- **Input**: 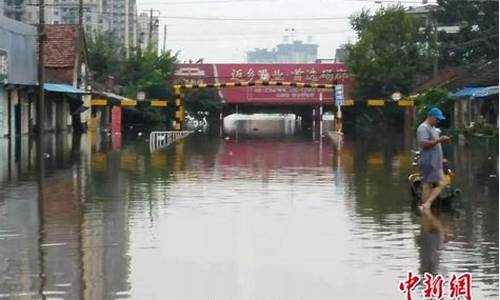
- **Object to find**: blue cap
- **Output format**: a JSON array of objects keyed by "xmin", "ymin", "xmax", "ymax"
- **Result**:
[{"xmin": 427, "ymin": 107, "xmax": 446, "ymax": 121}]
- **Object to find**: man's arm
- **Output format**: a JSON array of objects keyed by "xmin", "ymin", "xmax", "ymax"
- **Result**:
[
  {"xmin": 420, "ymin": 139, "xmax": 439, "ymax": 149},
  {"xmin": 420, "ymin": 136, "xmax": 449, "ymax": 149},
  {"xmin": 417, "ymin": 126, "xmax": 449, "ymax": 149}
]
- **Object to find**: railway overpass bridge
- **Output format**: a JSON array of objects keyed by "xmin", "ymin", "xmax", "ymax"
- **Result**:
[{"xmin": 172, "ymin": 63, "xmax": 352, "ymax": 129}]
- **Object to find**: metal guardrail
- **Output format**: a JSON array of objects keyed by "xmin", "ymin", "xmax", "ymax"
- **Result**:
[{"xmin": 149, "ymin": 131, "xmax": 193, "ymax": 152}]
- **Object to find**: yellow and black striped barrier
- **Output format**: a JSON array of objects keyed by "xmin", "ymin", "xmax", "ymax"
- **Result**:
[
  {"xmin": 342, "ymin": 99, "xmax": 355, "ymax": 106},
  {"xmin": 151, "ymin": 100, "xmax": 168, "ymax": 107},
  {"xmin": 172, "ymin": 80, "xmax": 416, "ymax": 130},
  {"xmin": 121, "ymin": 99, "xmax": 137, "ymax": 106},
  {"xmin": 90, "ymin": 99, "xmax": 169, "ymax": 107},
  {"xmin": 368, "ymin": 99, "xmax": 385, "ymax": 106},
  {"xmin": 173, "ymin": 81, "xmax": 336, "ymax": 90},
  {"xmin": 174, "ymin": 87, "xmax": 184, "ymax": 131},
  {"xmin": 91, "ymin": 99, "xmax": 108, "ymax": 106},
  {"xmin": 172, "ymin": 81, "xmax": 337, "ymax": 130},
  {"xmin": 398, "ymin": 99, "xmax": 414, "ymax": 106}
]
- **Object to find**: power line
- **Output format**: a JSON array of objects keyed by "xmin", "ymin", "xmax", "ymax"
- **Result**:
[
  {"xmin": 167, "ymin": 32, "xmax": 352, "ymax": 42},
  {"xmin": 159, "ymin": 15, "xmax": 350, "ymax": 21},
  {"xmin": 139, "ymin": 0, "xmax": 276, "ymax": 5},
  {"xmin": 138, "ymin": 0, "xmax": 430, "ymax": 4},
  {"xmin": 23, "ymin": 4, "xmax": 350, "ymax": 21}
]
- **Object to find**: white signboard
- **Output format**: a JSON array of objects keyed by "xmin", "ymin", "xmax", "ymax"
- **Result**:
[{"xmin": 335, "ymin": 84, "xmax": 344, "ymax": 106}]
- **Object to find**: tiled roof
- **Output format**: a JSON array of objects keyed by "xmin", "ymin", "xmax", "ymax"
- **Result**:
[
  {"xmin": 451, "ymin": 60, "xmax": 498, "ymax": 90},
  {"xmin": 43, "ymin": 25, "xmax": 79, "ymax": 67},
  {"xmin": 414, "ymin": 65, "xmax": 469, "ymax": 93},
  {"xmin": 414, "ymin": 60, "xmax": 499, "ymax": 93}
]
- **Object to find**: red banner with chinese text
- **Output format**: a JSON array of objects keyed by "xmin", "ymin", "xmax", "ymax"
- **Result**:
[{"xmin": 173, "ymin": 63, "xmax": 352, "ymax": 105}]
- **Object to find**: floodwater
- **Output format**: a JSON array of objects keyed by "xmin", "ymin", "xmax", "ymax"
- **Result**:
[{"xmin": 0, "ymin": 116, "xmax": 498, "ymax": 300}]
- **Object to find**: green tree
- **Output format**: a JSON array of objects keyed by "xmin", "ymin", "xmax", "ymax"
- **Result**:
[
  {"xmin": 414, "ymin": 88, "xmax": 451, "ymax": 127},
  {"xmin": 346, "ymin": 6, "xmax": 431, "ymax": 99},
  {"xmin": 184, "ymin": 88, "xmax": 224, "ymax": 116},
  {"xmin": 120, "ymin": 46, "xmax": 177, "ymax": 99},
  {"xmin": 87, "ymin": 33, "xmax": 178, "ymax": 128},
  {"xmin": 87, "ymin": 31, "xmax": 125, "ymax": 82},
  {"xmin": 437, "ymin": 0, "xmax": 498, "ymax": 66},
  {"xmin": 118, "ymin": 46, "xmax": 178, "ymax": 128}
]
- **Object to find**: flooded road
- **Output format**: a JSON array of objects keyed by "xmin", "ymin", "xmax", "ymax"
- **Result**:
[{"xmin": 0, "ymin": 117, "xmax": 498, "ymax": 299}]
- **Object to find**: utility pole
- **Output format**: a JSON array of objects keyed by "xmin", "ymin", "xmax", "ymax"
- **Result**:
[
  {"xmin": 429, "ymin": 6, "xmax": 440, "ymax": 79},
  {"xmin": 37, "ymin": 0, "xmax": 46, "ymax": 174},
  {"xmin": 163, "ymin": 24, "xmax": 167, "ymax": 53},
  {"xmin": 149, "ymin": 8, "xmax": 153, "ymax": 45},
  {"xmin": 79, "ymin": 0, "xmax": 83, "ymax": 28},
  {"xmin": 432, "ymin": 14, "xmax": 439, "ymax": 79}
]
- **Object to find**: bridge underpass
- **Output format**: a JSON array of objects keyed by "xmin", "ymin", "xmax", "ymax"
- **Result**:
[
  {"xmin": 172, "ymin": 63, "xmax": 415, "ymax": 135},
  {"xmin": 220, "ymin": 103, "xmax": 339, "ymax": 127},
  {"xmin": 173, "ymin": 63, "xmax": 351, "ymax": 130}
]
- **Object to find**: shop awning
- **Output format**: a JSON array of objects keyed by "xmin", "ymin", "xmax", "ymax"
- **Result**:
[
  {"xmin": 97, "ymin": 90, "xmax": 126, "ymax": 100},
  {"xmin": 473, "ymin": 85, "xmax": 499, "ymax": 98},
  {"xmin": 451, "ymin": 87, "xmax": 483, "ymax": 98},
  {"xmin": 44, "ymin": 83, "xmax": 89, "ymax": 94},
  {"xmin": 451, "ymin": 86, "xmax": 499, "ymax": 98}
]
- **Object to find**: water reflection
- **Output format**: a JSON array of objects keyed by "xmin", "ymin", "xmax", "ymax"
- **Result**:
[
  {"xmin": 417, "ymin": 210, "xmax": 452, "ymax": 275},
  {"xmin": 0, "ymin": 120, "xmax": 497, "ymax": 299}
]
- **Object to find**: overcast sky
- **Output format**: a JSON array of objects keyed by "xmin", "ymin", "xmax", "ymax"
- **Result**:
[{"xmin": 136, "ymin": 0, "xmax": 430, "ymax": 63}]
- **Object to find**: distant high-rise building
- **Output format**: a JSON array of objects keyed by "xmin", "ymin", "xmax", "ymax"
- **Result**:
[
  {"xmin": 137, "ymin": 12, "xmax": 159, "ymax": 52},
  {"xmin": 1, "ymin": 0, "xmax": 139, "ymax": 53},
  {"xmin": 335, "ymin": 45, "xmax": 347, "ymax": 63},
  {"xmin": 247, "ymin": 48, "xmax": 277, "ymax": 63},
  {"xmin": 247, "ymin": 40, "xmax": 318, "ymax": 63},
  {"xmin": 276, "ymin": 41, "xmax": 318, "ymax": 63}
]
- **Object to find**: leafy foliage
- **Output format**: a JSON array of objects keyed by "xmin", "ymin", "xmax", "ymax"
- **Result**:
[
  {"xmin": 87, "ymin": 31, "xmax": 126, "ymax": 82},
  {"xmin": 346, "ymin": 6, "xmax": 431, "ymax": 99},
  {"xmin": 87, "ymin": 33, "xmax": 224, "ymax": 127},
  {"xmin": 184, "ymin": 89, "xmax": 224, "ymax": 115},
  {"xmin": 437, "ymin": 0, "xmax": 499, "ymax": 66},
  {"xmin": 87, "ymin": 32, "xmax": 177, "ymax": 100},
  {"xmin": 119, "ymin": 46, "xmax": 177, "ymax": 99},
  {"xmin": 414, "ymin": 88, "xmax": 451, "ymax": 127},
  {"xmin": 87, "ymin": 32, "xmax": 179, "ymax": 127}
]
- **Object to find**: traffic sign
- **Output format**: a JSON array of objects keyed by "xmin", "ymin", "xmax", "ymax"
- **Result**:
[{"xmin": 335, "ymin": 84, "xmax": 344, "ymax": 106}]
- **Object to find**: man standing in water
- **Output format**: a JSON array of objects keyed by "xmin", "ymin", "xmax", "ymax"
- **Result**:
[{"xmin": 417, "ymin": 107, "xmax": 451, "ymax": 211}]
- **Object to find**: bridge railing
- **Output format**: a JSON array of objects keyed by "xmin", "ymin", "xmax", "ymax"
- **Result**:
[{"xmin": 149, "ymin": 131, "xmax": 193, "ymax": 152}]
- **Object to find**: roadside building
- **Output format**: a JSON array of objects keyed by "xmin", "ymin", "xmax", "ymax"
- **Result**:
[
  {"xmin": 0, "ymin": 15, "xmax": 37, "ymax": 137},
  {"xmin": 43, "ymin": 24, "xmax": 91, "ymax": 133},
  {"xmin": 89, "ymin": 77, "xmax": 136, "ymax": 134},
  {"xmin": 449, "ymin": 61, "xmax": 498, "ymax": 130},
  {"xmin": 414, "ymin": 60, "xmax": 499, "ymax": 130}
]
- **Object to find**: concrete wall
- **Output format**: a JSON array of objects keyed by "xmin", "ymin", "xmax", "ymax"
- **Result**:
[
  {"xmin": 0, "ymin": 87, "xmax": 31, "ymax": 137},
  {"xmin": 0, "ymin": 87, "xmax": 7, "ymax": 137}
]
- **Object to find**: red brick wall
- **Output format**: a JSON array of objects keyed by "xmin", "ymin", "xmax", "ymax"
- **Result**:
[{"xmin": 45, "ymin": 67, "xmax": 74, "ymax": 84}]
